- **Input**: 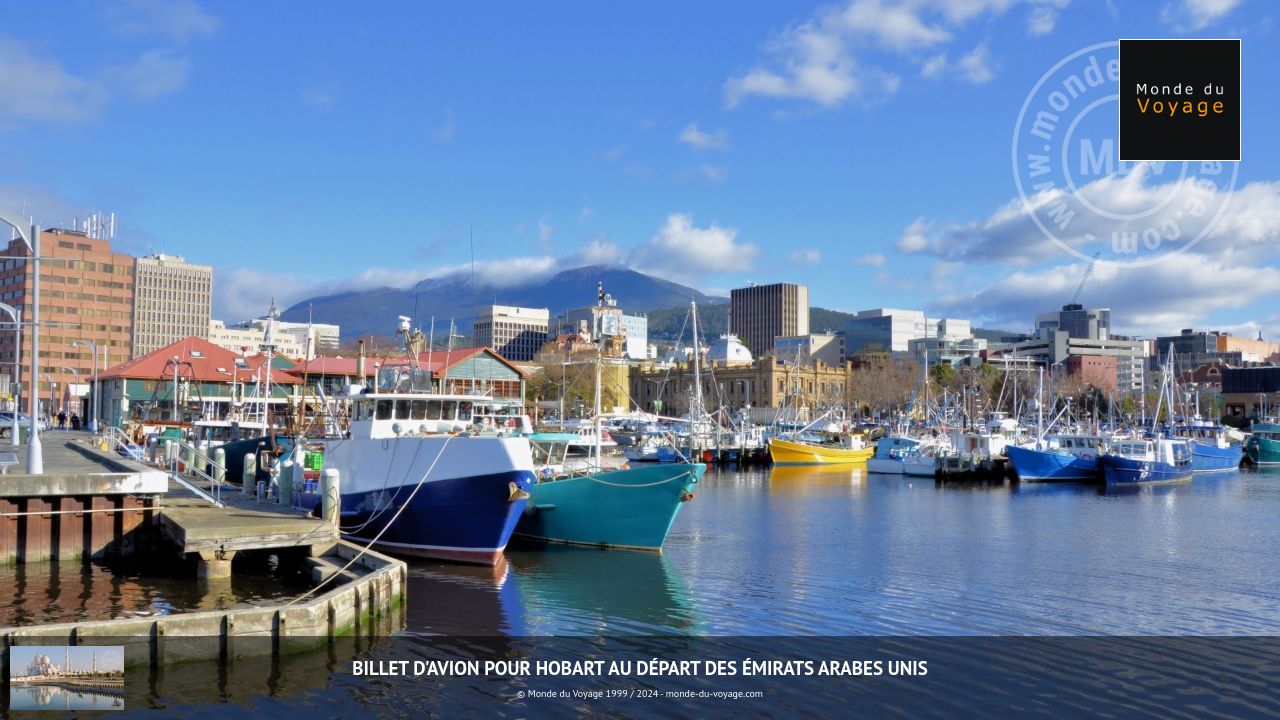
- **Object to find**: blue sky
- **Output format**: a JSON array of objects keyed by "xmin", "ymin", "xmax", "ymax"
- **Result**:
[{"xmin": 2, "ymin": 0, "xmax": 1277, "ymax": 337}]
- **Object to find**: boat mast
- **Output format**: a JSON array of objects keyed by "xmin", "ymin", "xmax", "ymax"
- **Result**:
[
  {"xmin": 1036, "ymin": 367, "xmax": 1044, "ymax": 449},
  {"xmin": 691, "ymin": 300, "xmax": 702, "ymax": 418}
]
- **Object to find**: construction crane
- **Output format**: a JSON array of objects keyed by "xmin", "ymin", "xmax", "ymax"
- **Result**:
[{"xmin": 1069, "ymin": 251, "xmax": 1101, "ymax": 305}]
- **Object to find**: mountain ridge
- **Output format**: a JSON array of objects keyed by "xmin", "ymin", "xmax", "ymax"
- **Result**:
[{"xmin": 280, "ymin": 265, "xmax": 727, "ymax": 339}]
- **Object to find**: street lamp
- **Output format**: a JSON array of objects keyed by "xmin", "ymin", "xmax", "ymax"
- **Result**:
[
  {"xmin": 0, "ymin": 210, "xmax": 41, "ymax": 473},
  {"xmin": 71, "ymin": 339, "xmax": 99, "ymax": 432},
  {"xmin": 60, "ymin": 367, "xmax": 79, "ymax": 428},
  {"xmin": 40, "ymin": 373, "xmax": 53, "ymax": 428},
  {"xmin": 0, "ymin": 301, "xmax": 20, "ymax": 446}
]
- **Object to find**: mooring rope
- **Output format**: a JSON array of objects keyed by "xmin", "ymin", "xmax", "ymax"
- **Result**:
[{"xmin": 286, "ymin": 432, "xmax": 458, "ymax": 606}]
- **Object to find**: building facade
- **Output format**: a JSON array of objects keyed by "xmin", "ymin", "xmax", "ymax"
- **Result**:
[
  {"xmin": 629, "ymin": 356, "xmax": 850, "ymax": 423},
  {"xmin": 0, "ymin": 229, "xmax": 135, "ymax": 420},
  {"xmin": 472, "ymin": 305, "xmax": 549, "ymax": 362},
  {"xmin": 987, "ymin": 332, "xmax": 1146, "ymax": 393},
  {"xmin": 131, "ymin": 253, "xmax": 213, "ymax": 358},
  {"xmin": 844, "ymin": 308, "xmax": 972, "ymax": 354},
  {"xmin": 1036, "ymin": 303, "xmax": 1111, "ymax": 340},
  {"xmin": 730, "ymin": 283, "xmax": 809, "ymax": 357},
  {"xmin": 774, "ymin": 333, "xmax": 844, "ymax": 366},
  {"xmin": 1221, "ymin": 366, "xmax": 1280, "ymax": 418},
  {"xmin": 209, "ymin": 319, "xmax": 308, "ymax": 358}
]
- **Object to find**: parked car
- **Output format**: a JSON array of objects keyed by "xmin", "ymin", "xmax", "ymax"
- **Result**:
[{"xmin": 0, "ymin": 412, "xmax": 50, "ymax": 437}]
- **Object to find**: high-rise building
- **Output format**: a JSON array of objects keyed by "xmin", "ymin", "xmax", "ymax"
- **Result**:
[
  {"xmin": 472, "ymin": 305, "xmax": 549, "ymax": 362},
  {"xmin": 1035, "ymin": 303, "xmax": 1111, "ymax": 340},
  {"xmin": 730, "ymin": 282, "xmax": 809, "ymax": 356},
  {"xmin": 132, "ymin": 253, "xmax": 213, "ymax": 357},
  {"xmin": 208, "ymin": 319, "xmax": 308, "ymax": 358},
  {"xmin": 0, "ymin": 229, "xmax": 135, "ymax": 421}
]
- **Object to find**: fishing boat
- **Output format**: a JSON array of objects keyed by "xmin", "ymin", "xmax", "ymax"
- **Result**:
[
  {"xmin": 1101, "ymin": 437, "xmax": 1193, "ymax": 486},
  {"xmin": 866, "ymin": 436, "xmax": 923, "ymax": 474},
  {"xmin": 1245, "ymin": 419, "xmax": 1280, "ymax": 467},
  {"xmin": 515, "ymin": 288, "xmax": 704, "ymax": 551},
  {"xmin": 315, "ymin": 319, "xmax": 534, "ymax": 565},
  {"xmin": 767, "ymin": 434, "xmax": 873, "ymax": 465},
  {"xmin": 1006, "ymin": 434, "xmax": 1107, "ymax": 482},
  {"xmin": 1177, "ymin": 419, "xmax": 1243, "ymax": 473}
]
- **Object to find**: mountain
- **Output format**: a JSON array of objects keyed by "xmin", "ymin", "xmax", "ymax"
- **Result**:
[{"xmin": 280, "ymin": 265, "xmax": 727, "ymax": 340}]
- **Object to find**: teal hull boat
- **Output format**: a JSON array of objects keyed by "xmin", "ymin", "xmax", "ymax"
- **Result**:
[{"xmin": 516, "ymin": 463, "xmax": 705, "ymax": 550}]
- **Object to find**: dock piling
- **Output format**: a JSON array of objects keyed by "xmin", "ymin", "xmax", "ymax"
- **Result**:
[{"xmin": 321, "ymin": 469, "xmax": 340, "ymax": 525}]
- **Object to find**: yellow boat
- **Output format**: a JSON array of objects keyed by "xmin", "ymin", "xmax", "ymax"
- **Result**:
[{"xmin": 768, "ymin": 436, "xmax": 875, "ymax": 465}]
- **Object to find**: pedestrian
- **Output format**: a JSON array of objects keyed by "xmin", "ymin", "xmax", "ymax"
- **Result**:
[
  {"xmin": 71, "ymin": 413, "xmax": 81, "ymax": 431},
  {"xmin": 57, "ymin": 410, "xmax": 66, "ymax": 430}
]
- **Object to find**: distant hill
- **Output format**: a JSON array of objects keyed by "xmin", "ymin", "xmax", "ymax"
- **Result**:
[{"xmin": 280, "ymin": 265, "xmax": 726, "ymax": 339}]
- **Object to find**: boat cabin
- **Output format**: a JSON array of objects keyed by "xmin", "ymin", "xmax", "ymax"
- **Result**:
[{"xmin": 349, "ymin": 392, "xmax": 480, "ymax": 439}]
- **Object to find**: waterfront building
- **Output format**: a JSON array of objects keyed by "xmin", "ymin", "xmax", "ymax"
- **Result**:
[
  {"xmin": 287, "ymin": 346, "xmax": 527, "ymax": 405},
  {"xmin": 730, "ymin": 282, "xmax": 809, "ymax": 357},
  {"xmin": 1066, "ymin": 354, "xmax": 1119, "ymax": 395},
  {"xmin": 1221, "ymin": 366, "xmax": 1280, "ymax": 418},
  {"xmin": 774, "ymin": 333, "xmax": 843, "ymax": 366},
  {"xmin": 0, "ymin": 228, "xmax": 135, "ymax": 421},
  {"xmin": 987, "ymin": 334, "xmax": 1146, "ymax": 393},
  {"xmin": 131, "ymin": 253, "xmax": 213, "ymax": 358},
  {"xmin": 95, "ymin": 336, "xmax": 300, "ymax": 428},
  {"xmin": 908, "ymin": 335, "xmax": 987, "ymax": 367},
  {"xmin": 629, "ymin": 355, "xmax": 850, "ymax": 424},
  {"xmin": 1152, "ymin": 328, "xmax": 1280, "ymax": 371},
  {"xmin": 472, "ymin": 305, "xmax": 549, "ymax": 362},
  {"xmin": 563, "ymin": 306, "xmax": 648, "ymax": 360},
  {"xmin": 208, "ymin": 317, "xmax": 338, "ymax": 360},
  {"xmin": 844, "ymin": 308, "xmax": 971, "ymax": 354}
]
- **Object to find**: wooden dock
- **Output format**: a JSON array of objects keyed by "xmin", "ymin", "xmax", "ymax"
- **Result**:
[{"xmin": 156, "ymin": 480, "xmax": 337, "ymax": 577}]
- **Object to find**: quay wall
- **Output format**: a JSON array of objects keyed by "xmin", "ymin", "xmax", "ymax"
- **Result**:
[{"xmin": 1, "ymin": 540, "xmax": 406, "ymax": 676}]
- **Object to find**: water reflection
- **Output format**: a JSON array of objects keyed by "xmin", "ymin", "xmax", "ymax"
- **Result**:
[
  {"xmin": 401, "ymin": 547, "xmax": 696, "ymax": 636},
  {"xmin": 767, "ymin": 464, "xmax": 868, "ymax": 491},
  {"xmin": 9, "ymin": 684, "xmax": 125, "ymax": 711}
]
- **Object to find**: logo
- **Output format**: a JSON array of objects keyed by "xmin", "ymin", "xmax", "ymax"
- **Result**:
[{"xmin": 1012, "ymin": 41, "xmax": 1239, "ymax": 267}]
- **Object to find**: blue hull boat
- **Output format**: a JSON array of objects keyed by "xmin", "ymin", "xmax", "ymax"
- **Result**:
[
  {"xmin": 516, "ymin": 463, "xmax": 705, "ymax": 550},
  {"xmin": 1006, "ymin": 444, "xmax": 1100, "ymax": 482},
  {"xmin": 343, "ymin": 469, "xmax": 534, "ymax": 565},
  {"xmin": 1190, "ymin": 441, "xmax": 1243, "ymax": 473}
]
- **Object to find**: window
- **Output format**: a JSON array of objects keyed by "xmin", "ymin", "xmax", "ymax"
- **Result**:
[
  {"xmin": 426, "ymin": 400, "xmax": 442, "ymax": 420},
  {"xmin": 410, "ymin": 400, "xmax": 427, "ymax": 420},
  {"xmin": 375, "ymin": 400, "xmax": 393, "ymax": 420},
  {"xmin": 395, "ymin": 400, "xmax": 410, "ymax": 419},
  {"xmin": 443, "ymin": 401, "xmax": 458, "ymax": 420}
]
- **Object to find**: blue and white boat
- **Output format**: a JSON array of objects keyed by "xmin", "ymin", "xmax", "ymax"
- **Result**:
[
  {"xmin": 1006, "ymin": 434, "xmax": 1108, "ymax": 483},
  {"xmin": 1175, "ymin": 420, "xmax": 1243, "ymax": 473},
  {"xmin": 1102, "ymin": 437, "xmax": 1193, "ymax": 486},
  {"xmin": 866, "ymin": 436, "xmax": 923, "ymax": 474},
  {"xmin": 321, "ymin": 385, "xmax": 535, "ymax": 565}
]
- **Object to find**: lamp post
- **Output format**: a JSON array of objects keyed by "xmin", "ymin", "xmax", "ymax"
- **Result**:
[
  {"xmin": 0, "ymin": 211, "xmax": 41, "ymax": 472},
  {"xmin": 0, "ymin": 301, "xmax": 20, "ymax": 446},
  {"xmin": 41, "ymin": 373, "xmax": 53, "ymax": 428},
  {"xmin": 71, "ymin": 340, "xmax": 99, "ymax": 432},
  {"xmin": 60, "ymin": 366, "xmax": 79, "ymax": 428}
]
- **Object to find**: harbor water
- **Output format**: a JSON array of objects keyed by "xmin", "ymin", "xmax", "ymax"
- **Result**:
[{"xmin": 45, "ymin": 465, "xmax": 1280, "ymax": 717}]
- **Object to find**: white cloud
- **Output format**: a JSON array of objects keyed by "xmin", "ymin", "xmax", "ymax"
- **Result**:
[
  {"xmin": 935, "ymin": 253, "xmax": 1280, "ymax": 336},
  {"xmin": 678, "ymin": 123, "xmax": 730, "ymax": 150},
  {"xmin": 856, "ymin": 252, "xmax": 886, "ymax": 266},
  {"xmin": 105, "ymin": 0, "xmax": 220, "ymax": 45},
  {"xmin": 215, "ymin": 214, "xmax": 753, "ymax": 320},
  {"xmin": 920, "ymin": 53, "xmax": 948, "ymax": 78},
  {"xmin": 110, "ymin": 49, "xmax": 190, "ymax": 99},
  {"xmin": 900, "ymin": 167, "xmax": 1280, "ymax": 266},
  {"xmin": 956, "ymin": 43, "xmax": 996, "ymax": 84},
  {"xmin": 699, "ymin": 164, "xmax": 730, "ymax": 182},
  {"xmin": 726, "ymin": 0, "xmax": 1064, "ymax": 108},
  {"xmin": 628, "ymin": 213, "xmax": 758, "ymax": 284},
  {"xmin": 0, "ymin": 37, "xmax": 109, "ymax": 125},
  {"xmin": 789, "ymin": 249, "xmax": 822, "ymax": 264},
  {"xmin": 537, "ymin": 219, "xmax": 553, "ymax": 243},
  {"xmin": 897, "ymin": 217, "xmax": 933, "ymax": 252},
  {"xmin": 1161, "ymin": 0, "xmax": 1242, "ymax": 30}
]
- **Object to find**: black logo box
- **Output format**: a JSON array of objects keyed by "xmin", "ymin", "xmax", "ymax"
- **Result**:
[{"xmin": 1119, "ymin": 38, "xmax": 1240, "ymax": 162}]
